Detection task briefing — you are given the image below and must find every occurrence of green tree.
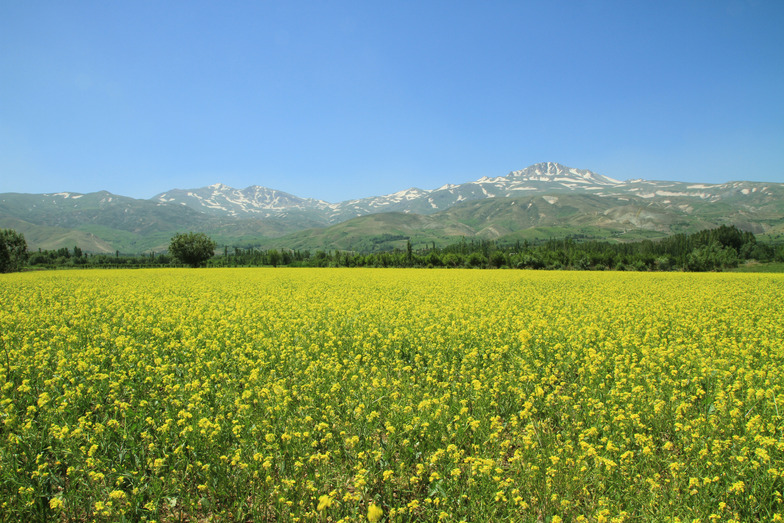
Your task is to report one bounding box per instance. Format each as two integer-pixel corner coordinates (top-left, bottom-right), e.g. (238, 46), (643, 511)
(466, 252), (486, 268)
(169, 232), (217, 268)
(442, 252), (461, 268)
(0, 229), (27, 273)
(685, 241), (738, 272)
(488, 250), (507, 268)
(267, 249), (282, 267)
(426, 250), (443, 267)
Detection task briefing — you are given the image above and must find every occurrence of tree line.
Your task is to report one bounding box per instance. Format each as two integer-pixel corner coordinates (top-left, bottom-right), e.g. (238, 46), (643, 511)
(2, 225), (782, 273)
(210, 225), (782, 271)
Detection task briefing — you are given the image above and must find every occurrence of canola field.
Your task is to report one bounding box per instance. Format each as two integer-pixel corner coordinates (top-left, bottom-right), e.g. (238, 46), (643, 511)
(1, 268), (783, 522)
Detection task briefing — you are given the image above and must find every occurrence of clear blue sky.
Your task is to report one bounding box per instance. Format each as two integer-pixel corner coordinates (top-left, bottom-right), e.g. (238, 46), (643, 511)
(1, 1), (782, 202)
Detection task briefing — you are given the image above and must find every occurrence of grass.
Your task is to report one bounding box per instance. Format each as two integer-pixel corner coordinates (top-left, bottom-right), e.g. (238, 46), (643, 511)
(731, 261), (784, 273)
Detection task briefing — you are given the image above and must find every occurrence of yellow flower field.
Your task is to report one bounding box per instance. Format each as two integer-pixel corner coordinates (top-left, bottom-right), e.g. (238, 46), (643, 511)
(1, 268), (782, 521)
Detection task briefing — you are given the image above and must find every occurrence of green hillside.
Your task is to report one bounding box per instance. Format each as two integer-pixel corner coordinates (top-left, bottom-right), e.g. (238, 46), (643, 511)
(258, 192), (784, 252)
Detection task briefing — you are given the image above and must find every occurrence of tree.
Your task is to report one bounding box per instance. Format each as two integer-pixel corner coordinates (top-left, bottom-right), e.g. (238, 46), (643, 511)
(488, 250), (507, 268)
(0, 229), (28, 273)
(466, 251), (486, 268)
(169, 232), (217, 268)
(442, 252), (461, 268)
(685, 241), (738, 272)
(267, 249), (282, 267)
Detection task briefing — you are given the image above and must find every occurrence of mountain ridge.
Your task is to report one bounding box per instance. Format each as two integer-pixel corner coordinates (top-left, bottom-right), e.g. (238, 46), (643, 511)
(151, 161), (783, 223)
(2, 162), (782, 252)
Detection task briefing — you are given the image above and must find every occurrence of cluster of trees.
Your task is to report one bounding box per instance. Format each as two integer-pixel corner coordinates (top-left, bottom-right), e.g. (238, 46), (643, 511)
(19, 232), (214, 270)
(26, 247), (172, 269)
(2, 225), (782, 273)
(210, 225), (781, 271)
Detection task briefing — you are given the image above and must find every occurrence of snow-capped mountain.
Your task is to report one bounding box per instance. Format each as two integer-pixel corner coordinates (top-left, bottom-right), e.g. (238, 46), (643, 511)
(153, 183), (333, 218)
(152, 162), (781, 225)
(154, 162), (611, 221)
(3, 162), (781, 253)
(506, 162), (621, 185)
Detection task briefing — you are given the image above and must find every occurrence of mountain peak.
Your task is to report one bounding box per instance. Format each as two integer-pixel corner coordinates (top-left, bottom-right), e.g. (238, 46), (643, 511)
(507, 162), (621, 185)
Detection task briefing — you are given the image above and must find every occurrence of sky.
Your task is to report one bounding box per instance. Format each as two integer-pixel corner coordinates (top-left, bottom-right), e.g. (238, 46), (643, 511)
(1, 1), (782, 202)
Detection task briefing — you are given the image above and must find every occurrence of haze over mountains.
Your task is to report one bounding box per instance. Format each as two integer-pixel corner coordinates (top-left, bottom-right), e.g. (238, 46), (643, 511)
(2, 163), (782, 253)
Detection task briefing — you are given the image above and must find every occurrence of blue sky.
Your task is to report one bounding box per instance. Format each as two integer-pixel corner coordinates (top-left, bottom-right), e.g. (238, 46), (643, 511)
(1, 1), (782, 202)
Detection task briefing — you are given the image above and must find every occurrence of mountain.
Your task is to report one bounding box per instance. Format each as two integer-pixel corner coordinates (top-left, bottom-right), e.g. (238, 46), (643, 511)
(152, 162), (784, 225)
(2, 162), (783, 252)
(153, 162), (626, 221)
(0, 190), (219, 252)
(262, 190), (784, 252)
(0, 189), (327, 252)
(153, 184), (334, 222)
(0, 215), (116, 253)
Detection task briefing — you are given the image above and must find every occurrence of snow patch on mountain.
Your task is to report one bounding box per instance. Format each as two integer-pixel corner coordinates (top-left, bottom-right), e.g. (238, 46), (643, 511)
(147, 162), (781, 226)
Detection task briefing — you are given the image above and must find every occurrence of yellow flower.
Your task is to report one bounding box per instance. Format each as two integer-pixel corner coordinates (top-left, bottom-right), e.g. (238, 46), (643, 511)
(368, 502), (384, 522)
(317, 494), (334, 511)
(729, 481), (745, 494)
